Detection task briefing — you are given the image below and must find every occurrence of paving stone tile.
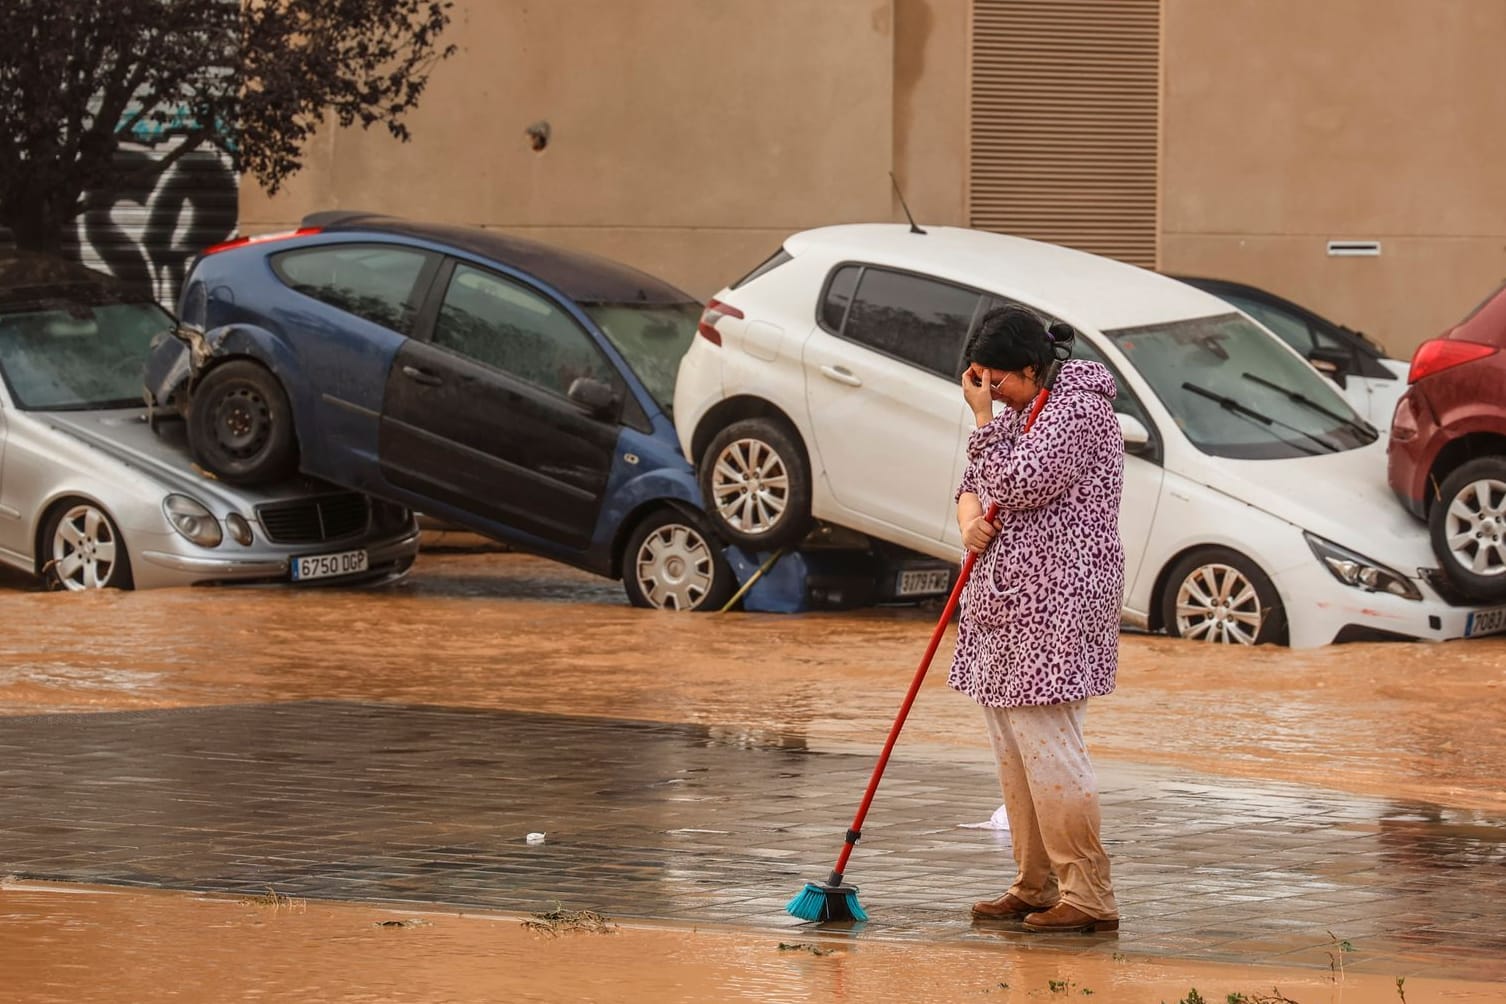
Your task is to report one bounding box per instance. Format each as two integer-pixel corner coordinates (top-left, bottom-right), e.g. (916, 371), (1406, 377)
(1, 700), (1504, 983)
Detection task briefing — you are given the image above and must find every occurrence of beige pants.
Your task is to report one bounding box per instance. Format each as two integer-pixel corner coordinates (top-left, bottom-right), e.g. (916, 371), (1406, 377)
(982, 699), (1118, 919)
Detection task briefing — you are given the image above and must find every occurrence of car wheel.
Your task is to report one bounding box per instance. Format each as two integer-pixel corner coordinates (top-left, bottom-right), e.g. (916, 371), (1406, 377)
(622, 509), (737, 612)
(1429, 456), (1506, 603)
(187, 360), (298, 485)
(1160, 547), (1286, 646)
(698, 417), (812, 551)
(43, 501), (133, 591)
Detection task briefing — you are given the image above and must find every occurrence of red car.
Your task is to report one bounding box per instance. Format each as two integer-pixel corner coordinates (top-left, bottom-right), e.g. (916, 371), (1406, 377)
(1388, 281), (1506, 605)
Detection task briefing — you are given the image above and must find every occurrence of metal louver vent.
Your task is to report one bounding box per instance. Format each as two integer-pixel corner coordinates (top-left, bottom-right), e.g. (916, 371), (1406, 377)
(969, 0), (1160, 267)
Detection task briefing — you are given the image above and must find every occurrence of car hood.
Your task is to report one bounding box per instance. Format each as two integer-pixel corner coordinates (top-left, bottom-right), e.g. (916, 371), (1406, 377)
(42, 409), (344, 510)
(1185, 440), (1435, 575)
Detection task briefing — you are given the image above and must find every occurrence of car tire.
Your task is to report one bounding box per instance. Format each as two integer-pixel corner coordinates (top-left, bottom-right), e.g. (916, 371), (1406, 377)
(42, 500), (134, 591)
(1429, 456), (1506, 603)
(622, 508), (737, 612)
(1160, 547), (1287, 646)
(698, 417), (812, 551)
(187, 360), (298, 486)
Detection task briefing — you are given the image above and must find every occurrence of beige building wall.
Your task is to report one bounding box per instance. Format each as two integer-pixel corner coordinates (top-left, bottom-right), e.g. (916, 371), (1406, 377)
(242, 0), (915, 300)
(242, 1), (1504, 358)
(1161, 0), (1506, 356)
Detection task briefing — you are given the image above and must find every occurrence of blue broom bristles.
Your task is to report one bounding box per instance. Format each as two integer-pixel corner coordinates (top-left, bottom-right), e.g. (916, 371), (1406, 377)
(786, 881), (868, 922)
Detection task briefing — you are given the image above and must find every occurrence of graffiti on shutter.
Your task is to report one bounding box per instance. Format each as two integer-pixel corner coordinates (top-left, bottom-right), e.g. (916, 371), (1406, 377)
(64, 135), (238, 309)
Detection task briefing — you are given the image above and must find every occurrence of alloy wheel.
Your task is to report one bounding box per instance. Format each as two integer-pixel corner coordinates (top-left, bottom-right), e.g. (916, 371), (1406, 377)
(1443, 477), (1506, 577)
(709, 438), (789, 538)
(50, 504), (122, 591)
(635, 522), (717, 610)
(1174, 562), (1263, 645)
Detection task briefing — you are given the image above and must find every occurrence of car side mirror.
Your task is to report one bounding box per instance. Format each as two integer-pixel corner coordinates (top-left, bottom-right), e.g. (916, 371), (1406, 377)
(567, 376), (619, 419)
(1117, 412), (1152, 454)
(1308, 346), (1352, 387)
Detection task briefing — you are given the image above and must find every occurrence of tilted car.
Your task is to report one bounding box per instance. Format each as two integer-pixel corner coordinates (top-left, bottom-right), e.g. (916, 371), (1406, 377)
(147, 213), (736, 611)
(1172, 275), (1407, 432)
(1388, 280), (1506, 610)
(0, 252), (419, 590)
(674, 224), (1503, 646)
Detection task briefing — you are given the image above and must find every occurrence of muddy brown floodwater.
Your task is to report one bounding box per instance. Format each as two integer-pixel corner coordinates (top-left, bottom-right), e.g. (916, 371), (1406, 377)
(3, 551), (1506, 1003)
(2, 552), (1504, 811)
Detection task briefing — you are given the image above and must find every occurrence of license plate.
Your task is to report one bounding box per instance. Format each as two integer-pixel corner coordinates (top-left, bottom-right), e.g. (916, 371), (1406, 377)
(897, 568), (951, 597)
(1466, 606), (1506, 638)
(291, 549), (369, 582)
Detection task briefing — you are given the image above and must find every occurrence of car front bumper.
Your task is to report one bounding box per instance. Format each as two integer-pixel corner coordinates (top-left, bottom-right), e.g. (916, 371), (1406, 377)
(1281, 558), (1502, 647)
(135, 526), (422, 588)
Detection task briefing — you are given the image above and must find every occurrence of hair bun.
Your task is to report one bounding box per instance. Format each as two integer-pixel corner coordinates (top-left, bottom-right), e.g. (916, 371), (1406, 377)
(1046, 320), (1076, 343)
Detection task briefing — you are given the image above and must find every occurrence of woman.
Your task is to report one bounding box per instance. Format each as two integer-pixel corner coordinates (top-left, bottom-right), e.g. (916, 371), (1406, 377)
(952, 305), (1124, 934)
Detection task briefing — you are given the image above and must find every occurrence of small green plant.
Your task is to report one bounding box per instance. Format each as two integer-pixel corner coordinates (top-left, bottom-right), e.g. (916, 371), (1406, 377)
(777, 942), (833, 956)
(1178, 990), (1206, 1004)
(1112, 952), (1128, 962)
(1324, 930), (1355, 984)
(1395, 977), (1407, 1002)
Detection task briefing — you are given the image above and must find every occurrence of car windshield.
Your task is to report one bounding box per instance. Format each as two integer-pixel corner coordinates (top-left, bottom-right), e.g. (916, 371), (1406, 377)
(582, 302), (700, 414)
(1106, 313), (1378, 459)
(0, 301), (172, 410)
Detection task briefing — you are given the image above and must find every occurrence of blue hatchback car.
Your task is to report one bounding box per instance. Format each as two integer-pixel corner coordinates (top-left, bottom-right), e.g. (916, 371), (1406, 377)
(146, 212), (736, 610)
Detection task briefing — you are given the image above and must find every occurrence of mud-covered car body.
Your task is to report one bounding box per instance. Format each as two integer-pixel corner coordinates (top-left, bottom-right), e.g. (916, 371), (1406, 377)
(0, 252), (419, 590)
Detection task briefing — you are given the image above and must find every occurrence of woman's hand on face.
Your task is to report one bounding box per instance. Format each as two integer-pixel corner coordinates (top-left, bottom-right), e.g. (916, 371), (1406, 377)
(962, 514), (1001, 554)
(961, 364), (997, 418)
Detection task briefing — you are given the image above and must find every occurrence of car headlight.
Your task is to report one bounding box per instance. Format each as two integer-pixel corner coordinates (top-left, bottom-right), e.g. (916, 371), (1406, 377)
(164, 494), (223, 548)
(1305, 532), (1421, 601)
(225, 512), (254, 546)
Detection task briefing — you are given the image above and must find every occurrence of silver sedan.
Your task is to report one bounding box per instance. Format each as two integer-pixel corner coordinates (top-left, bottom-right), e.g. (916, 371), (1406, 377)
(0, 255), (419, 590)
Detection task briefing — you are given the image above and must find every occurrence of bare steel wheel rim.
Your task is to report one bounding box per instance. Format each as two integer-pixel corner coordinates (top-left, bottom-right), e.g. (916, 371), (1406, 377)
(50, 504), (120, 591)
(1444, 477), (1506, 578)
(212, 385), (271, 459)
(636, 524), (715, 610)
(1175, 562), (1262, 645)
(710, 437), (789, 536)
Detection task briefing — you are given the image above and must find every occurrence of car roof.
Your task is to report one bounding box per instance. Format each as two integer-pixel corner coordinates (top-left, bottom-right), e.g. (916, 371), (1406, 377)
(783, 224), (1229, 332)
(301, 212), (696, 306)
(0, 251), (148, 310)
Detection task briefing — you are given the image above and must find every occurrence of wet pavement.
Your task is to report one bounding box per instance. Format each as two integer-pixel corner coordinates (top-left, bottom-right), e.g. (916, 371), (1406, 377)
(3, 697), (1505, 985)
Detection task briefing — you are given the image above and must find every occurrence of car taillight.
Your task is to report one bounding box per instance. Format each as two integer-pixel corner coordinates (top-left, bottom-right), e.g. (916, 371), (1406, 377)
(696, 298), (744, 346)
(201, 226), (323, 256)
(1407, 338), (1497, 383)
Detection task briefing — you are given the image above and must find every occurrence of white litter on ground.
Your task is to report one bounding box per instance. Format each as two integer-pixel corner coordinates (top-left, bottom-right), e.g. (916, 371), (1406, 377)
(525, 832), (546, 844)
(957, 804), (1010, 831)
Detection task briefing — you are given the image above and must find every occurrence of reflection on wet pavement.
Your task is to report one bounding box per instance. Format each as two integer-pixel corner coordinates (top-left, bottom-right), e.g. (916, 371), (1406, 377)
(2, 699), (1505, 984)
(2, 552), (1504, 812)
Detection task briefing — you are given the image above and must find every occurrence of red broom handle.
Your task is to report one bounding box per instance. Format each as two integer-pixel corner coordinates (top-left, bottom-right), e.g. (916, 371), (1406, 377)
(828, 387), (1051, 879)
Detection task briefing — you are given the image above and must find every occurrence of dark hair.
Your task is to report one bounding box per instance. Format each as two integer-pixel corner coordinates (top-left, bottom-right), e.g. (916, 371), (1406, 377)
(964, 305), (1075, 374)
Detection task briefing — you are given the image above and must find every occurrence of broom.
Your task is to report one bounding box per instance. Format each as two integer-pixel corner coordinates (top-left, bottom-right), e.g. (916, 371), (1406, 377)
(786, 364), (1064, 923)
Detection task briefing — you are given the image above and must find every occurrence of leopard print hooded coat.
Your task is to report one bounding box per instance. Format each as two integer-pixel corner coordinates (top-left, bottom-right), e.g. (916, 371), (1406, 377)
(948, 359), (1125, 708)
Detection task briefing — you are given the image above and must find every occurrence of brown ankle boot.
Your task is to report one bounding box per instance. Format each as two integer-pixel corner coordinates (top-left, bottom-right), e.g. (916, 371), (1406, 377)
(1021, 902), (1119, 933)
(970, 893), (1052, 920)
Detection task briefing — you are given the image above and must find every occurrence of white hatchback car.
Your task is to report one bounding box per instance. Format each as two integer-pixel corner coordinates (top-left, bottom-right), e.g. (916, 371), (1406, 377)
(674, 224), (1505, 647)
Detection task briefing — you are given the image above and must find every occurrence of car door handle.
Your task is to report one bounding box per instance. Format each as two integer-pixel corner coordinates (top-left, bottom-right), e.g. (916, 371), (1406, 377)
(401, 365), (443, 387)
(819, 364), (863, 387)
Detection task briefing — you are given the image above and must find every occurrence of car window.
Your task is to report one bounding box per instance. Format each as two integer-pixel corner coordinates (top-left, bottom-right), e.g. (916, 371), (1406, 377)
(839, 268), (981, 378)
(272, 245), (432, 334)
(582, 302), (700, 414)
(1108, 313), (1376, 460)
(0, 301), (173, 410)
(820, 265), (860, 332)
(434, 264), (617, 399)
(1222, 294), (1315, 354)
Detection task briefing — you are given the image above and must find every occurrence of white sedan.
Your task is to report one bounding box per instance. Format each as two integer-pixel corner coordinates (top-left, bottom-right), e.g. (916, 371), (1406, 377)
(674, 224), (1503, 647)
